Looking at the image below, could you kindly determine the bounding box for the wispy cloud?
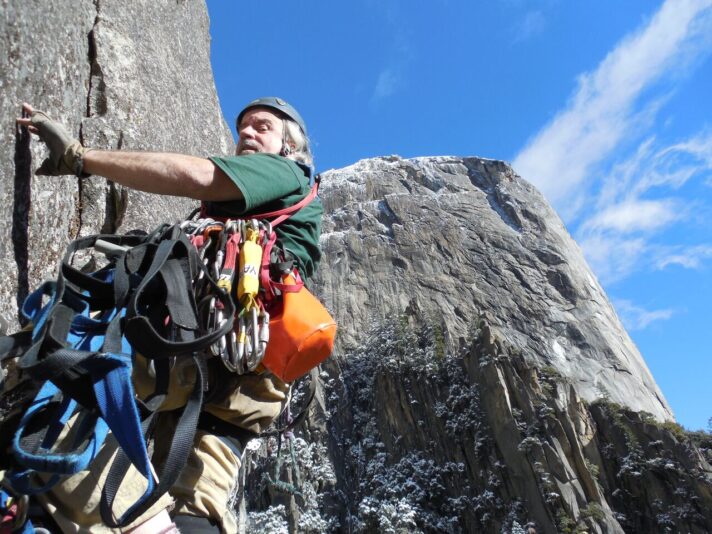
[513,10,546,43]
[575,129,712,283]
[613,299,675,331]
[633,131,712,195]
[656,244,712,269]
[510,0,712,290]
[578,234,648,284]
[368,2,412,103]
[372,69,400,101]
[662,130,712,169]
[579,227,712,284]
[579,232,712,284]
[512,0,712,212]
[582,198,685,234]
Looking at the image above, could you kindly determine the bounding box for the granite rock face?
[318,156,671,421]
[241,157,712,534]
[0,0,233,330]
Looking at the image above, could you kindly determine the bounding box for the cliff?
[317,157,671,421]
[239,157,709,533]
[237,157,712,533]
[0,0,233,331]
[2,2,711,534]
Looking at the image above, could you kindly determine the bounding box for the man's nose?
[239,125,256,138]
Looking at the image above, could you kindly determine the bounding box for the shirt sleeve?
[209,153,305,212]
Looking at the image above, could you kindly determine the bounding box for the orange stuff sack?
[263,275,337,382]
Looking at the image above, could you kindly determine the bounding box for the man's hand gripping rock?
[16,103,93,177]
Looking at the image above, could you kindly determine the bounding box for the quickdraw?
[182,217,277,375]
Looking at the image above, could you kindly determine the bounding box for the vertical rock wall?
[0,0,233,330]
[317,156,670,421]
[240,157,712,534]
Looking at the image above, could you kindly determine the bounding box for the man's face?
[236,108,284,156]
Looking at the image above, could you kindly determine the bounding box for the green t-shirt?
[205,153,322,281]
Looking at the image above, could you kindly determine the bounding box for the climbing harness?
[0,227,232,528]
[0,178,335,529]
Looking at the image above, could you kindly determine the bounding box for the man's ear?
[281,142,296,157]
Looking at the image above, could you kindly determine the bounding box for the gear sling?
[0,179,335,528]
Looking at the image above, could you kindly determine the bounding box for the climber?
[14,97,323,533]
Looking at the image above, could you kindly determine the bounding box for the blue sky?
[206,0,712,430]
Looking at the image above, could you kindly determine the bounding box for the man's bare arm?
[17,103,242,202]
[82,150,242,201]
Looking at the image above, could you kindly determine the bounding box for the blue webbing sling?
[0,224,235,528]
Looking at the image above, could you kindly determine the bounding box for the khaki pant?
[36,363,289,533]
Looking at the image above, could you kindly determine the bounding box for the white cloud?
[613,299,675,331]
[512,0,712,211]
[656,244,712,269]
[579,229,712,283]
[582,199,684,234]
[578,234,648,284]
[595,138,657,208]
[596,130,712,208]
[659,130,712,169]
[372,69,399,101]
[513,10,546,43]
[367,2,412,104]
[575,128,712,282]
[633,130,712,195]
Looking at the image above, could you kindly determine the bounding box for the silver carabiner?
[226,220,240,235]
[215,248,225,275]
[222,330,238,372]
[180,219,201,234]
[260,220,273,245]
[240,306,259,372]
[195,218,214,234]
[257,310,269,359]
[238,220,247,244]
[235,314,247,374]
[196,236,213,282]
[209,303,227,358]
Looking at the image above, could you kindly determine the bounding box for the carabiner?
[236,315,247,371]
[260,220,273,245]
[12,494,29,533]
[209,301,227,358]
[257,310,270,359]
[201,221,224,239]
[246,306,269,371]
[221,330,238,372]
